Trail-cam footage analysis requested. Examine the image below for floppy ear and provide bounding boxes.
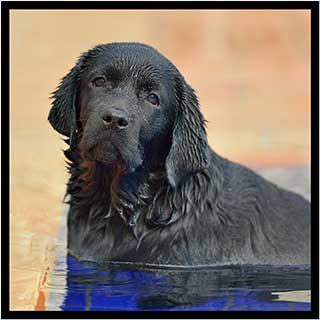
[166,78,210,188]
[48,62,81,141]
[48,46,106,142]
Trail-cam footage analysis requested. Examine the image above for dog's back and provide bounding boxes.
[216,154,310,265]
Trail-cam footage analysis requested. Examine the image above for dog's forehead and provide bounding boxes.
[83,43,175,79]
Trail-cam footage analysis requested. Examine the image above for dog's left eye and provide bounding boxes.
[92,77,106,87]
[147,93,160,106]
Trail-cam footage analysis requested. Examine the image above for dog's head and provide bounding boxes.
[49,43,209,187]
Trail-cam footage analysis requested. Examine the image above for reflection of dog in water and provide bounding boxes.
[49,42,310,266]
[135,266,310,309]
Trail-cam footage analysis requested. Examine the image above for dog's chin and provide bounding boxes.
[83,146,143,175]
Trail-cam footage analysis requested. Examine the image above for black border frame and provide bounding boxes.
[1,1,319,319]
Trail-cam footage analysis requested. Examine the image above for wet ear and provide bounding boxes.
[48,45,106,141]
[48,62,81,139]
[166,79,209,188]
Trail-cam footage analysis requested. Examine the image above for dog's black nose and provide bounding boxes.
[102,110,129,129]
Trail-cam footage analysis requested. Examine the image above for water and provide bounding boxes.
[42,166,311,311]
[46,255,310,311]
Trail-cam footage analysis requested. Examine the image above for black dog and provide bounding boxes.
[49,43,310,267]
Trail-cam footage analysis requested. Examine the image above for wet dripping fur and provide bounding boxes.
[48,43,310,266]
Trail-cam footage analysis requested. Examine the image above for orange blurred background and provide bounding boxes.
[9,10,310,310]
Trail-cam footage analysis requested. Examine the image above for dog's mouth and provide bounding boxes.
[82,142,143,174]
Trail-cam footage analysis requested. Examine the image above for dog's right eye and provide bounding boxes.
[92,77,106,87]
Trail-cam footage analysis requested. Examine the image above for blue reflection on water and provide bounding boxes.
[57,255,310,311]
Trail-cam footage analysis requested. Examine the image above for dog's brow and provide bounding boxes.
[86,65,122,80]
[104,66,122,80]
[137,78,158,91]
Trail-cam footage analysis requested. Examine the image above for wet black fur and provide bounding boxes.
[49,43,310,266]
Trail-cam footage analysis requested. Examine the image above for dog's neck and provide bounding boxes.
[65,146,224,233]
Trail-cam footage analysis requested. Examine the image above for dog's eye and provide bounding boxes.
[92,77,106,87]
[147,93,160,106]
